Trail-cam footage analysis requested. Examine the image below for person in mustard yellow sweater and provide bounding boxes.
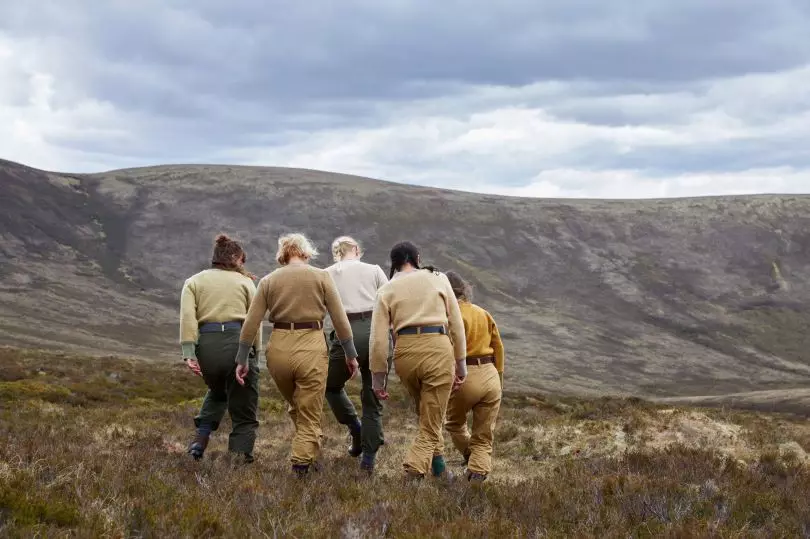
[235,233,358,476]
[369,241,467,481]
[443,270,504,482]
[179,234,262,463]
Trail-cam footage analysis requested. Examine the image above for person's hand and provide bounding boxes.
[453,359,467,391]
[345,357,359,379]
[372,372,389,400]
[235,363,250,386]
[184,358,202,376]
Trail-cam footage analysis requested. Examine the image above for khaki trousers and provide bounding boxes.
[394,333,455,476]
[445,363,502,475]
[266,328,328,466]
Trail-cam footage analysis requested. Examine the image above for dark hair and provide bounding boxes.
[445,270,473,302]
[211,234,255,280]
[388,241,420,279]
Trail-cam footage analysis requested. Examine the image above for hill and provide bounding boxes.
[2,159,810,409]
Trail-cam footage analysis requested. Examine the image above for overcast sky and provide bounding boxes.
[2,1,809,198]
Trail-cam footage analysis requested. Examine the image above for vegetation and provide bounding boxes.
[1,346,810,537]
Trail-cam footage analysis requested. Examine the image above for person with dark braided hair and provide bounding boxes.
[443,270,504,483]
[179,234,262,463]
[369,241,467,481]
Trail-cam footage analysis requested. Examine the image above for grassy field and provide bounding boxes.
[1,346,810,537]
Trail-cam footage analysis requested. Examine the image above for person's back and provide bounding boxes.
[443,270,504,483]
[326,259,387,313]
[180,269,257,335]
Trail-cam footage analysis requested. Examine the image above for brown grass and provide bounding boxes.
[1,347,810,537]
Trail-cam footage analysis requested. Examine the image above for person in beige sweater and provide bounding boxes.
[323,236,393,473]
[235,233,358,476]
[369,241,467,480]
[179,234,262,463]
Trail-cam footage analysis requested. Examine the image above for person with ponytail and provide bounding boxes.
[179,234,262,463]
[368,241,467,481]
[235,233,358,476]
[443,270,504,482]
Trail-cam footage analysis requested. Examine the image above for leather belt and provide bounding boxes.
[397,325,446,336]
[466,355,495,366]
[199,321,242,333]
[273,321,323,330]
[347,310,374,322]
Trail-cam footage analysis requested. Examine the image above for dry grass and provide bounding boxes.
[1,346,810,537]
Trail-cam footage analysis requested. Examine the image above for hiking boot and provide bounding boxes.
[292,463,310,477]
[347,421,362,458]
[187,433,209,461]
[360,453,376,475]
[467,471,487,483]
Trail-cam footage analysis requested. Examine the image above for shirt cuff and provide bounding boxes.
[181,342,196,359]
[339,337,358,359]
[235,341,253,366]
[372,372,387,392]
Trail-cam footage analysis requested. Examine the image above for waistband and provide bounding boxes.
[273,321,323,330]
[397,325,446,336]
[199,321,242,333]
[347,310,374,322]
[466,355,495,366]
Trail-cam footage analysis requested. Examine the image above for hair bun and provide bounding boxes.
[215,234,231,245]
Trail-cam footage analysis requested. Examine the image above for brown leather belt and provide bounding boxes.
[273,321,323,330]
[466,355,495,366]
[347,310,373,321]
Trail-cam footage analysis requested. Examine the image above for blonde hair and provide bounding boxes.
[276,233,318,265]
[331,235,363,262]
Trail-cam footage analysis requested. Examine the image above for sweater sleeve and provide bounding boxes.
[369,291,391,374]
[179,278,198,358]
[375,265,389,288]
[236,278,269,365]
[246,279,263,351]
[323,272,357,358]
[488,312,505,374]
[441,275,467,361]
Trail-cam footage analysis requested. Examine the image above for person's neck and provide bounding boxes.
[341,254,359,262]
[288,256,308,265]
[398,263,417,274]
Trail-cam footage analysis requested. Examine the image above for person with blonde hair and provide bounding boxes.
[443,270,504,482]
[179,234,262,463]
[369,241,467,481]
[235,233,358,475]
[323,235,392,473]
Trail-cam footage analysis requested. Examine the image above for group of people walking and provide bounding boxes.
[178,233,505,482]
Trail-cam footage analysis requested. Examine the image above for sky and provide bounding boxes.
[1,0,809,199]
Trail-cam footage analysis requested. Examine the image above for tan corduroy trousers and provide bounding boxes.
[445,362,502,475]
[394,333,455,476]
[266,328,328,466]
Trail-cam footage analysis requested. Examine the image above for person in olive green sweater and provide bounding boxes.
[180,234,262,463]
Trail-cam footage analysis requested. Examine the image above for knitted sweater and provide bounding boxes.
[323,259,388,331]
[459,301,504,373]
[179,268,262,359]
[369,269,466,374]
[235,263,357,365]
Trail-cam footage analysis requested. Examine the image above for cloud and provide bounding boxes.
[0,0,809,197]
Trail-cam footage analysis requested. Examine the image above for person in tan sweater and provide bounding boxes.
[443,270,504,482]
[235,233,358,476]
[179,234,262,463]
[369,241,467,480]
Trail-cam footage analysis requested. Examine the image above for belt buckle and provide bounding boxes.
[221,323,226,332]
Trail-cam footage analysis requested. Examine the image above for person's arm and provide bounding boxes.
[246,278,262,354]
[488,312,505,388]
[442,276,467,362]
[179,278,198,359]
[235,278,269,366]
[323,273,357,359]
[369,291,391,393]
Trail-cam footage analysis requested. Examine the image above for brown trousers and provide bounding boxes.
[394,333,455,476]
[266,328,328,466]
[445,363,502,475]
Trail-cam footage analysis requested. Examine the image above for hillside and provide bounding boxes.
[2,159,810,408]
